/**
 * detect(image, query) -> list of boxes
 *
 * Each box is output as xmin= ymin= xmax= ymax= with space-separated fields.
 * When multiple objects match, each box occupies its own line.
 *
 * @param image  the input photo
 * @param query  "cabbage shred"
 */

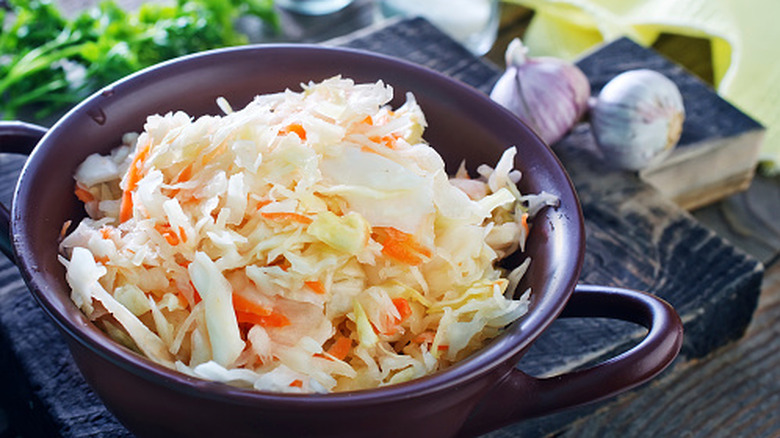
xmin=59 ymin=77 xmax=555 ymax=393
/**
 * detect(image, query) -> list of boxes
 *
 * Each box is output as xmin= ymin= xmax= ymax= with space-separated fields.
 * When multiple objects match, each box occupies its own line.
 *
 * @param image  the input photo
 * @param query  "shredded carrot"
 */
xmin=186 ymin=280 xmax=202 ymax=305
xmin=119 ymin=141 xmax=151 ymax=222
xmin=280 ymin=123 xmax=306 ymax=140
xmin=232 ymin=294 xmax=291 ymax=327
xmin=119 ymin=192 xmax=133 ymax=223
xmin=94 ymin=255 xmax=110 ymax=264
xmin=391 ymin=298 xmax=412 ymax=322
xmin=368 ymin=133 xmax=401 ymax=150
xmin=169 ymin=163 xmax=194 ymax=198
xmin=380 ymin=298 xmax=412 ymax=335
xmin=372 ymin=226 xmax=431 ymax=266
xmin=520 ymin=212 xmax=529 ymax=235
xmin=269 ymin=257 xmax=291 ymax=271
xmin=305 ymin=280 xmax=326 ymax=295
xmin=232 ymin=293 xmax=273 ymax=316
xmin=371 ymin=111 xmax=395 ymax=126
xmin=74 ymin=184 xmax=94 ymax=204
xmin=255 ymin=199 xmax=272 ymax=210
xmin=361 ymin=115 xmax=373 ymax=125
xmin=412 ymin=331 xmax=435 ymax=344
xmin=174 ymin=163 xmax=193 ymax=184
xmin=289 ymin=379 xmax=304 ymax=388
xmin=175 ymin=291 xmax=189 ymax=308
xmin=235 ymin=310 xmax=291 ymax=328
xmin=99 ymin=226 xmax=113 ymax=240
xmin=178 ymin=226 xmax=188 ymax=243
xmin=437 ymin=345 xmax=449 ymax=351
xmin=261 ymin=211 xmax=313 ymax=225
xmin=326 ymin=336 xmax=351 ymax=361
xmin=154 ymin=223 xmax=179 ymax=246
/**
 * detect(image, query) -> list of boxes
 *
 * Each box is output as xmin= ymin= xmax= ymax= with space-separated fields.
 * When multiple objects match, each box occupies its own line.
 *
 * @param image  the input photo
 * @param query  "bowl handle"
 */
xmin=0 ymin=121 xmax=48 ymax=260
xmin=459 ymin=284 xmax=683 ymax=437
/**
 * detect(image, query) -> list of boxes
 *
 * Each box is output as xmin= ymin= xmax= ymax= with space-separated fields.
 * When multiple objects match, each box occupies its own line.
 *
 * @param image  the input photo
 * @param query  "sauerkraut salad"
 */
xmin=59 ymin=77 xmax=558 ymax=393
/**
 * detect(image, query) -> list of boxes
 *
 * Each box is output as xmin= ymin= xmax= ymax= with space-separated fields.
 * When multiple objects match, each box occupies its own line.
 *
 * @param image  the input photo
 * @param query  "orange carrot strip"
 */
xmin=232 ymin=293 xmax=273 ymax=316
xmin=174 ymin=163 xmax=193 ymax=183
xmin=99 ymin=226 xmax=113 ymax=240
xmin=119 ymin=192 xmax=134 ymax=223
xmin=326 ymin=336 xmax=351 ymax=361
xmin=154 ymin=223 xmax=179 ymax=246
xmin=175 ymin=291 xmax=190 ymax=308
xmin=74 ymin=184 xmax=94 ymax=203
xmin=305 ymin=280 xmax=326 ymax=295
xmin=184 ymin=279 xmax=202 ymax=305
xmin=520 ymin=212 xmax=529 ymax=235
xmin=255 ymin=199 xmax=272 ymax=210
xmin=269 ymin=257 xmax=291 ymax=271
xmin=392 ymin=298 xmax=412 ymax=322
xmin=169 ymin=163 xmax=194 ymax=198
xmin=412 ymin=331 xmax=435 ymax=344
xmin=119 ymin=141 xmax=151 ymax=222
xmin=261 ymin=211 xmax=313 ymax=225
xmin=382 ymin=243 xmax=424 ymax=265
xmin=372 ymin=227 xmax=431 ymax=266
xmin=280 ymin=123 xmax=306 ymax=140
xmin=289 ymin=379 xmax=304 ymax=388
xmin=235 ymin=310 xmax=290 ymax=328
xmin=368 ymin=133 xmax=401 ymax=150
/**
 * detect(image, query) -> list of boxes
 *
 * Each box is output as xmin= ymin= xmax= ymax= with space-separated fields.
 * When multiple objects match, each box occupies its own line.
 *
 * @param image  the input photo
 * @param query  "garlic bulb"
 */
xmin=490 ymin=38 xmax=591 ymax=145
xmin=591 ymin=69 xmax=685 ymax=171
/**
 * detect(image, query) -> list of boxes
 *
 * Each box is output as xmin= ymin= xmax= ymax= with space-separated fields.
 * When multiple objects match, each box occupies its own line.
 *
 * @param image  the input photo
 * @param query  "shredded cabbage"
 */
xmin=59 ymin=77 xmax=557 ymax=393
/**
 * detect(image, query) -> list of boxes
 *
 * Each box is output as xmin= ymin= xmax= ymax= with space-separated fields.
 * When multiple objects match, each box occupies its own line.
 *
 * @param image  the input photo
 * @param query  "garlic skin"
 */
xmin=490 ymin=38 xmax=591 ymax=145
xmin=591 ymin=69 xmax=685 ymax=171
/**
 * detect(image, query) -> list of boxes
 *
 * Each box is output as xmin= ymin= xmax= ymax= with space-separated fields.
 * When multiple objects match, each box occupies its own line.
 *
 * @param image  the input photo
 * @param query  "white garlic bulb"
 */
xmin=490 ymin=38 xmax=591 ymax=145
xmin=591 ymin=69 xmax=685 ymax=171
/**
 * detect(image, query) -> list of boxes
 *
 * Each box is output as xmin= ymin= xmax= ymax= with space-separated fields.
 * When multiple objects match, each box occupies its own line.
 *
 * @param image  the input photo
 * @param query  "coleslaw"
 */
xmin=59 ymin=77 xmax=558 ymax=393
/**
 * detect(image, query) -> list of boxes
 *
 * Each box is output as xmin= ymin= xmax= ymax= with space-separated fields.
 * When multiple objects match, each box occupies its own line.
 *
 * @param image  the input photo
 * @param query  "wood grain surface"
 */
xmin=485 ymin=263 xmax=780 ymax=438
xmin=0 ymin=13 xmax=775 ymax=438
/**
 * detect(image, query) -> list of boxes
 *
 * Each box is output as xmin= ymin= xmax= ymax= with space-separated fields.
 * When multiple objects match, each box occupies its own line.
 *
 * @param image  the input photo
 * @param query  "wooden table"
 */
xmin=0 ymin=2 xmax=778 ymax=437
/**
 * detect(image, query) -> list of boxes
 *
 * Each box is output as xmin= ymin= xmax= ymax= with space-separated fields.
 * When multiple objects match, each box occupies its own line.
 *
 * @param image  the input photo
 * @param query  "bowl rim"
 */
xmin=12 ymin=43 xmax=585 ymax=407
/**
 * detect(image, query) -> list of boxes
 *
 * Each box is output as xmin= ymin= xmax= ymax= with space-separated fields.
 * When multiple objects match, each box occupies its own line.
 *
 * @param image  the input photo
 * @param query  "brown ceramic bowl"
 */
xmin=0 ymin=45 xmax=682 ymax=438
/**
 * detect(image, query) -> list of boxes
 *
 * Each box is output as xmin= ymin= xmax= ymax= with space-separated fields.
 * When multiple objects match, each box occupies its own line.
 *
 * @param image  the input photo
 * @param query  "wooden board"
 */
xmin=551 ymin=261 xmax=780 ymax=438
xmin=0 ymin=18 xmax=764 ymax=437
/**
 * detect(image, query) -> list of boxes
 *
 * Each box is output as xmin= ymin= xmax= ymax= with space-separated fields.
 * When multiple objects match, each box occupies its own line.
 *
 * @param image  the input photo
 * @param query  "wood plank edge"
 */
xmin=640 ymin=129 xmax=765 ymax=209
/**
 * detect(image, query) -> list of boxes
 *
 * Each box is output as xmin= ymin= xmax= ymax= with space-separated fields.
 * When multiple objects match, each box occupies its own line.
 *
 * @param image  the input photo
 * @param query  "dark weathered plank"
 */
xmin=556 ymin=261 xmax=780 ymax=438
xmin=327 ymin=17 xmax=502 ymax=95
xmin=693 ymin=172 xmax=780 ymax=266
xmin=0 ymin=17 xmax=765 ymax=438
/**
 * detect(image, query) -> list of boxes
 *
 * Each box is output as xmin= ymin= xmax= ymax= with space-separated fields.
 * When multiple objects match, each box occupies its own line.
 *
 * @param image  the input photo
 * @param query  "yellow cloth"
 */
xmin=505 ymin=0 xmax=779 ymax=168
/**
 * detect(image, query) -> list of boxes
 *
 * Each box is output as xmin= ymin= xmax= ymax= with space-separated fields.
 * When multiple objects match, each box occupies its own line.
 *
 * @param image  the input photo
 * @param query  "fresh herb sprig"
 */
xmin=0 ymin=0 xmax=278 ymax=120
